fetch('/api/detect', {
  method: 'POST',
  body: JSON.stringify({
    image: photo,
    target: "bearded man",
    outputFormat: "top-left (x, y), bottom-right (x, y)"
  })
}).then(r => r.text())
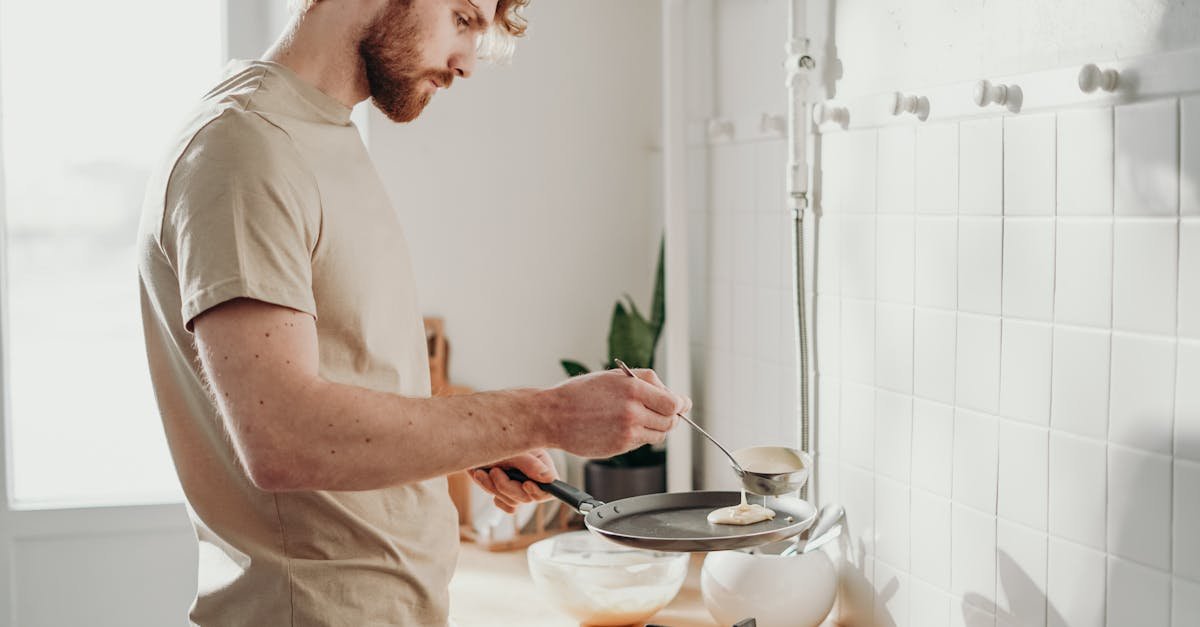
top-left (136, 1), bottom-right (689, 624)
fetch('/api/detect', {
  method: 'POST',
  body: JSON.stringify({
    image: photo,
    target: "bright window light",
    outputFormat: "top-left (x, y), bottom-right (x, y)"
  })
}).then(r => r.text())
top-left (1, 1), bottom-right (223, 507)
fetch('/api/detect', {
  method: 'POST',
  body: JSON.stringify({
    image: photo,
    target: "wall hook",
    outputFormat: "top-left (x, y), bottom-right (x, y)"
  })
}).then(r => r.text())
top-left (892, 92), bottom-right (930, 121)
top-left (760, 113), bottom-right (787, 136)
top-left (707, 118), bottom-right (735, 142)
top-left (812, 102), bottom-right (849, 128)
top-left (972, 79), bottom-right (1022, 112)
top-left (1078, 63), bottom-right (1119, 93)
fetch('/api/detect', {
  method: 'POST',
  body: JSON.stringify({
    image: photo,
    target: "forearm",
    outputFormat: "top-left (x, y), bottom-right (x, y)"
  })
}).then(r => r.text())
top-left (249, 381), bottom-right (561, 492)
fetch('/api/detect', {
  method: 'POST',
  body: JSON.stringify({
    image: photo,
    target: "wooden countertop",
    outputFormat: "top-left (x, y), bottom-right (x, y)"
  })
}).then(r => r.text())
top-left (448, 539), bottom-right (718, 627)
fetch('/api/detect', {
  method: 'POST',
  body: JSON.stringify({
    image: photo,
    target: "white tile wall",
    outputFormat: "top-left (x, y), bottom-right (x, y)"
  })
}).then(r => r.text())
top-left (691, 70), bottom-right (1194, 624)
top-left (803, 97), bottom-right (1195, 626)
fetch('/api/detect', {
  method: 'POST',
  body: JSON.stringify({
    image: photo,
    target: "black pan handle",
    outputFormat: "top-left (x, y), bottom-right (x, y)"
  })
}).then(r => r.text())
top-left (480, 467), bottom-right (605, 514)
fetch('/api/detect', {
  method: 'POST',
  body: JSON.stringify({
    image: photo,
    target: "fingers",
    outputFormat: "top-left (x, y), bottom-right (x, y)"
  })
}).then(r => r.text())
top-left (628, 368), bottom-right (690, 418)
top-left (506, 451), bottom-right (556, 483)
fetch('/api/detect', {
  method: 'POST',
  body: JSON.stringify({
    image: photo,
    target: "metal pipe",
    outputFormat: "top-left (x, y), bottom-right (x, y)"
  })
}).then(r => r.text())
top-left (785, 0), bottom-right (814, 502)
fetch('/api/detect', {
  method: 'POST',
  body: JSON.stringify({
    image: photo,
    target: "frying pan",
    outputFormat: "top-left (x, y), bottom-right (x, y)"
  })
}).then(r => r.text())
top-left (502, 469), bottom-right (817, 552)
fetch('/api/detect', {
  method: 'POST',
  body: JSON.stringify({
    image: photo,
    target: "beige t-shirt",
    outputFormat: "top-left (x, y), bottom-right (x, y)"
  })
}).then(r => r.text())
top-left (137, 60), bottom-right (459, 626)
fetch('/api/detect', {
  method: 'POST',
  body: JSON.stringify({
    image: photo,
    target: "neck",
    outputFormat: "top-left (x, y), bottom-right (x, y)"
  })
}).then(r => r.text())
top-left (262, 5), bottom-right (375, 109)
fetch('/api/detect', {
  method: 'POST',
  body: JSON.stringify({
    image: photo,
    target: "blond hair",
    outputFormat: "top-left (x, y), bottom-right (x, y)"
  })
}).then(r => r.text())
top-left (289, 0), bottom-right (529, 63)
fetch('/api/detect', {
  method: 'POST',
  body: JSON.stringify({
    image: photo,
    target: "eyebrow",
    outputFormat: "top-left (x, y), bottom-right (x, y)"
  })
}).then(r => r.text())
top-left (465, 0), bottom-right (492, 31)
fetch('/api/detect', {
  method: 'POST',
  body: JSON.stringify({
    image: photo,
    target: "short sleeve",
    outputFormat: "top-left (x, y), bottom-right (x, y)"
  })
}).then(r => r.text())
top-left (162, 110), bottom-right (322, 331)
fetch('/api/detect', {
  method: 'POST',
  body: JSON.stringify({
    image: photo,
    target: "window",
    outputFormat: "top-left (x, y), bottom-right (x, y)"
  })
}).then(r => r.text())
top-left (1, 0), bottom-right (223, 507)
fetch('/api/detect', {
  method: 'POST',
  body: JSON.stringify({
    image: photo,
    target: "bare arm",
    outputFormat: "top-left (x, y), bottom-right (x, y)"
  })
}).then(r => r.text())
top-left (193, 298), bottom-right (685, 492)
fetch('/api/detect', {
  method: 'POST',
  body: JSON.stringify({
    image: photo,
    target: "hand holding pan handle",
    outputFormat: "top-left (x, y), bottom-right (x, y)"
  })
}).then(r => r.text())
top-left (489, 467), bottom-right (606, 514)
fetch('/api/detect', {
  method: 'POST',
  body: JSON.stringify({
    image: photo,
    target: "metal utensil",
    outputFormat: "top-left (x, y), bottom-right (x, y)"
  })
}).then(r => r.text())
top-left (613, 359), bottom-right (746, 473)
top-left (778, 503), bottom-right (844, 557)
top-left (501, 468), bottom-right (817, 552)
top-left (613, 360), bottom-right (812, 496)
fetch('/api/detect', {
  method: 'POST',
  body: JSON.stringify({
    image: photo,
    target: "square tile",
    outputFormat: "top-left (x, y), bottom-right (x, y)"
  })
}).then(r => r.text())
top-left (1184, 96), bottom-right (1200, 216)
top-left (1175, 459), bottom-right (1200, 580)
top-left (756, 212), bottom-right (786, 290)
top-left (959, 217), bottom-right (1003, 315)
top-left (842, 463), bottom-right (877, 553)
top-left (998, 422), bottom-right (1048, 530)
top-left (952, 504), bottom-right (997, 604)
top-left (953, 409), bottom-right (999, 514)
top-left (915, 308), bottom-right (957, 405)
top-left (818, 377), bottom-right (840, 458)
top-left (911, 489), bottom-right (952, 589)
top-left (957, 604), bottom-right (997, 627)
top-left (875, 560), bottom-right (911, 627)
top-left (876, 476), bottom-right (911, 569)
top-left (910, 578), bottom-right (951, 627)
top-left (1181, 220), bottom-right (1200, 339)
top-left (1113, 219), bottom-right (1178, 335)
top-left (879, 126), bottom-right (916, 214)
top-left (1115, 99), bottom-right (1179, 217)
top-left (917, 122), bottom-right (959, 215)
top-left (1004, 114), bottom-right (1057, 216)
top-left (816, 296), bottom-right (840, 375)
top-left (1108, 444), bottom-right (1172, 570)
top-left (1109, 333), bottom-right (1175, 455)
top-left (820, 132), bottom-right (848, 212)
top-left (1058, 107), bottom-right (1114, 216)
top-left (841, 382), bottom-right (876, 470)
top-left (875, 390), bottom-right (913, 484)
top-left (841, 215), bottom-right (878, 299)
top-left (996, 520), bottom-right (1048, 627)
top-left (960, 118), bottom-right (1004, 216)
top-left (712, 142), bottom-right (756, 214)
top-left (1002, 219), bottom-right (1055, 321)
top-left (876, 303), bottom-right (914, 394)
top-left (732, 284), bottom-right (755, 355)
top-left (708, 279), bottom-right (734, 350)
top-left (1050, 327), bottom-right (1111, 440)
top-left (842, 298), bottom-right (875, 385)
top-left (1046, 538), bottom-right (1105, 627)
top-left (1175, 577), bottom-right (1200, 627)
top-left (1106, 557), bottom-right (1170, 627)
top-left (756, 140), bottom-right (788, 214)
top-left (733, 212), bottom-right (756, 285)
top-left (912, 399), bottom-right (955, 497)
top-left (754, 288), bottom-right (781, 360)
top-left (844, 130), bottom-right (879, 213)
top-left (1055, 219), bottom-right (1113, 328)
top-left (816, 215), bottom-right (841, 295)
top-left (956, 314), bottom-right (1001, 414)
top-left (1048, 432), bottom-right (1107, 550)
top-left (878, 215), bottom-right (916, 304)
top-left (711, 210), bottom-right (734, 281)
top-left (1178, 341), bottom-right (1200, 463)
top-left (915, 217), bottom-right (958, 309)
top-left (1000, 320), bottom-right (1053, 425)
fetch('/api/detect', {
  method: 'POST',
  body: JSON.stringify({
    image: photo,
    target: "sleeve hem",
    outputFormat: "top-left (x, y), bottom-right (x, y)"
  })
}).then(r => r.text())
top-left (181, 277), bottom-right (318, 333)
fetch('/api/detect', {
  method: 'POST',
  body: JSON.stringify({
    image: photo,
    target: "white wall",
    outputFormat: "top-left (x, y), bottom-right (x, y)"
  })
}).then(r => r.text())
top-left (369, 1), bottom-right (663, 396)
top-left (688, 1), bottom-right (1200, 626)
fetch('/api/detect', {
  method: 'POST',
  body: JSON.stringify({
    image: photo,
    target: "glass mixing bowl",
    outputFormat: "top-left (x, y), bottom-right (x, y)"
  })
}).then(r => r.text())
top-left (526, 531), bottom-right (689, 626)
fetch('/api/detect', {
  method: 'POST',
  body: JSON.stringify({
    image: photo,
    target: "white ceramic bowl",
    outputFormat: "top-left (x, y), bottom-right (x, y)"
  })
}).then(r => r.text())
top-left (701, 547), bottom-right (837, 627)
top-left (527, 531), bottom-right (689, 626)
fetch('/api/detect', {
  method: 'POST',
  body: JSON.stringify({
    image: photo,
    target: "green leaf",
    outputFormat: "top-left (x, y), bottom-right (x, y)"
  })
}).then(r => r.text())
top-left (650, 237), bottom-right (665, 335)
top-left (560, 359), bottom-right (591, 377)
top-left (607, 301), bottom-right (655, 369)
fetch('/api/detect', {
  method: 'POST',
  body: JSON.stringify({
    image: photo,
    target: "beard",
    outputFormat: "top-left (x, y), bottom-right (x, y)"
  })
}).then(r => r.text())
top-left (359, 0), bottom-right (455, 123)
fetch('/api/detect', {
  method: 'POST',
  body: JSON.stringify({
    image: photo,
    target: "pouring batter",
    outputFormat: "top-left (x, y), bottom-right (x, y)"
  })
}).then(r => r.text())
top-left (707, 491), bottom-right (776, 526)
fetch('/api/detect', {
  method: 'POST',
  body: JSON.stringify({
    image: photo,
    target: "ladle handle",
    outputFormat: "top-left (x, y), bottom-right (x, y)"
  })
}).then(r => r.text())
top-left (488, 467), bottom-right (605, 514)
top-left (612, 359), bottom-right (746, 474)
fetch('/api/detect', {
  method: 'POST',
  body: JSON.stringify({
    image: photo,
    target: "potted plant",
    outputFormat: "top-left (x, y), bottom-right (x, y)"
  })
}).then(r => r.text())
top-left (560, 240), bottom-right (668, 503)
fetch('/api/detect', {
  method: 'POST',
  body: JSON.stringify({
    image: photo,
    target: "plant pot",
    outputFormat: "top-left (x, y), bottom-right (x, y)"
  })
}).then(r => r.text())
top-left (583, 460), bottom-right (666, 503)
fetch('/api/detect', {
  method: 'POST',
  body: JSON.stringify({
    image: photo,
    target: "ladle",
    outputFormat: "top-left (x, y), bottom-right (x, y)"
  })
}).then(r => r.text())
top-left (613, 360), bottom-right (811, 496)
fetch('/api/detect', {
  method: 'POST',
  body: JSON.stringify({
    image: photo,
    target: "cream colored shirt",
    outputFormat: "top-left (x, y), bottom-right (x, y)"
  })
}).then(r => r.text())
top-left (137, 60), bottom-right (459, 626)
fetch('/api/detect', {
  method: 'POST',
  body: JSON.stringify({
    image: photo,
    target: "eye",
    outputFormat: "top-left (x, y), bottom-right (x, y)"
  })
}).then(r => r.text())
top-left (455, 13), bottom-right (469, 29)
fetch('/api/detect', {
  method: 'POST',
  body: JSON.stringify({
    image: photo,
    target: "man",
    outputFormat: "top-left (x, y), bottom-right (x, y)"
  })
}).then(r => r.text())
top-left (136, 0), bottom-right (689, 624)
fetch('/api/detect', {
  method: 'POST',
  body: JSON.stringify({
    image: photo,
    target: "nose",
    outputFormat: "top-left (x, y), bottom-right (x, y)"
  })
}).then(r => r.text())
top-left (451, 44), bottom-right (476, 80)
